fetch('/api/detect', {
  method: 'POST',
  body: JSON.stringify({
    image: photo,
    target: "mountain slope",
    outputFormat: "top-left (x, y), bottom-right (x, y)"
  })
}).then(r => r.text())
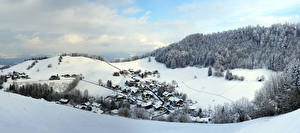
top-left (152, 24), bottom-right (300, 71)
top-left (0, 90), bottom-right (299, 133)
top-left (1, 56), bottom-right (274, 107)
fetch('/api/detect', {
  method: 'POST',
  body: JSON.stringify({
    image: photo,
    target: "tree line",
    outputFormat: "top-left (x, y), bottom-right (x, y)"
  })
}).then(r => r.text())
top-left (212, 59), bottom-right (300, 123)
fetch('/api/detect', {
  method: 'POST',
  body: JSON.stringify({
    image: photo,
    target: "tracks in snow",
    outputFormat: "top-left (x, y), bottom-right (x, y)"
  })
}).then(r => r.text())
top-left (181, 81), bottom-right (233, 102)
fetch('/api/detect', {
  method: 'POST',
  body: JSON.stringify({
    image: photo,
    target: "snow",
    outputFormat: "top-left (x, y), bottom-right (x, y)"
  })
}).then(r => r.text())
top-left (75, 80), bottom-right (114, 98)
top-left (141, 101), bottom-right (153, 107)
top-left (1, 56), bottom-right (117, 98)
top-left (113, 57), bottom-right (275, 107)
top-left (0, 90), bottom-right (299, 133)
top-left (1, 56), bottom-right (275, 107)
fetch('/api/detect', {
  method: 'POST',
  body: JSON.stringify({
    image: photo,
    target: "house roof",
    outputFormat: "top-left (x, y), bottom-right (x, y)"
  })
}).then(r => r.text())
top-left (59, 99), bottom-right (68, 103)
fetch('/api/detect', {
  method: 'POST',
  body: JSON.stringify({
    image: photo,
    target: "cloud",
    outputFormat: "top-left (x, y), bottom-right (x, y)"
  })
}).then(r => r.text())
top-left (256, 15), bottom-right (300, 26)
top-left (176, 0), bottom-right (300, 33)
top-left (122, 7), bottom-right (142, 15)
top-left (95, 0), bottom-right (134, 7)
top-left (61, 34), bottom-right (86, 44)
top-left (28, 37), bottom-right (42, 45)
top-left (0, 0), bottom-right (300, 58)
top-left (0, 0), bottom-right (174, 58)
top-left (0, 53), bottom-right (16, 58)
top-left (15, 34), bottom-right (42, 45)
top-left (139, 11), bottom-right (152, 22)
top-left (92, 35), bottom-right (125, 44)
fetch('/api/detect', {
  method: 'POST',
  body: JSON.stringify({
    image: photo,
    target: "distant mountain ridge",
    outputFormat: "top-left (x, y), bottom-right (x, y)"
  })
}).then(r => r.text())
top-left (0, 57), bottom-right (28, 66)
top-left (152, 23), bottom-right (300, 71)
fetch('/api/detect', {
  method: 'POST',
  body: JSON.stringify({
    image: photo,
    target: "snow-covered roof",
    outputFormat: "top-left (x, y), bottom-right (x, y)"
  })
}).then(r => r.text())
top-left (117, 94), bottom-right (126, 98)
top-left (141, 101), bottom-right (152, 107)
top-left (59, 99), bottom-right (69, 103)
top-left (189, 105), bottom-right (197, 110)
top-left (190, 117), bottom-right (210, 123)
top-left (111, 109), bottom-right (119, 114)
top-left (84, 102), bottom-right (90, 106)
top-left (92, 102), bottom-right (100, 107)
top-left (168, 97), bottom-right (181, 102)
top-left (143, 91), bottom-right (152, 95)
top-left (162, 92), bottom-right (169, 96)
top-left (153, 102), bottom-right (163, 108)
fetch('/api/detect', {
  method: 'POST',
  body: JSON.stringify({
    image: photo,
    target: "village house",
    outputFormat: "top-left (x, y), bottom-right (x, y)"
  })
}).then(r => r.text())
top-left (113, 72), bottom-right (120, 76)
top-left (58, 98), bottom-right (69, 104)
top-left (163, 92), bottom-right (173, 99)
top-left (142, 91), bottom-right (153, 99)
top-left (125, 80), bottom-right (138, 87)
top-left (169, 97), bottom-right (184, 106)
top-left (119, 70), bottom-right (128, 75)
top-left (142, 101), bottom-right (153, 109)
top-left (49, 74), bottom-right (60, 80)
top-left (153, 70), bottom-right (159, 74)
top-left (113, 85), bottom-right (120, 90)
top-left (71, 74), bottom-right (78, 78)
top-left (128, 69), bottom-right (134, 73)
top-left (116, 94), bottom-right (126, 101)
top-left (61, 74), bottom-right (71, 78)
top-left (153, 101), bottom-right (164, 111)
top-left (20, 75), bottom-right (30, 79)
top-left (134, 70), bottom-right (141, 74)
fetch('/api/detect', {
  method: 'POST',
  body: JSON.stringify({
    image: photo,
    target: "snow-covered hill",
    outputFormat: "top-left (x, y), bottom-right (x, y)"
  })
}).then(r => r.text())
top-left (0, 90), bottom-right (299, 133)
top-left (1, 56), bottom-right (275, 107)
top-left (113, 58), bottom-right (274, 107)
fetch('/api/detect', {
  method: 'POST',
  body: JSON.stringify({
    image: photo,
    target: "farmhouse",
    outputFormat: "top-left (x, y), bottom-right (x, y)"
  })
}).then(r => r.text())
top-left (119, 70), bottom-right (128, 75)
top-left (134, 70), bottom-right (141, 74)
top-left (49, 74), bottom-right (60, 80)
top-left (61, 74), bottom-right (71, 78)
top-left (113, 72), bottom-right (120, 76)
top-left (59, 99), bottom-right (69, 104)
top-left (142, 102), bottom-right (153, 109)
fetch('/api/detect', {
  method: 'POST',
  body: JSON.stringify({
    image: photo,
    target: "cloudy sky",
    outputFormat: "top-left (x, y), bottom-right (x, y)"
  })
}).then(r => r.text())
top-left (0, 0), bottom-right (300, 59)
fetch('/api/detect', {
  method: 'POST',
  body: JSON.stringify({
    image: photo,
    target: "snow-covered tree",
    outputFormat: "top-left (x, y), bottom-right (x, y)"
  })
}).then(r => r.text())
top-left (153, 23), bottom-right (300, 71)
top-left (225, 70), bottom-right (233, 80)
top-left (285, 58), bottom-right (300, 89)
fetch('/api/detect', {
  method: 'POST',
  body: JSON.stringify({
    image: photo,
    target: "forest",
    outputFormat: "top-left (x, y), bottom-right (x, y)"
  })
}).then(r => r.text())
top-left (152, 24), bottom-right (300, 71)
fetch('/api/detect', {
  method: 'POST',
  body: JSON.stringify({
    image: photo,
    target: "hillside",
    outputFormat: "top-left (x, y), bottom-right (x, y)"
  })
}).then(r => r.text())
top-left (152, 24), bottom-right (300, 71)
top-left (0, 90), bottom-right (299, 133)
top-left (0, 56), bottom-right (274, 108)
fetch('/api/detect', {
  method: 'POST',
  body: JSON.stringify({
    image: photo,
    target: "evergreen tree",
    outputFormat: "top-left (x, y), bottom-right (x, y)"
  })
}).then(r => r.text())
top-left (208, 67), bottom-right (212, 76)
top-left (152, 23), bottom-right (300, 71)
top-left (107, 80), bottom-right (112, 88)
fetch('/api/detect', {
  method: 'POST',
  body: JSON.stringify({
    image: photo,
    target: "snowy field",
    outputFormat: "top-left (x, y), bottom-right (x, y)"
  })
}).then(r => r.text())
top-left (113, 58), bottom-right (274, 107)
top-left (0, 91), bottom-right (299, 133)
top-left (1, 56), bottom-right (275, 107)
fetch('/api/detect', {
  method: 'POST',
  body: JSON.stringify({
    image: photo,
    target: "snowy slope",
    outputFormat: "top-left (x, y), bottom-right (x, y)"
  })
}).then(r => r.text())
top-left (1, 56), bottom-right (275, 107)
top-left (0, 91), bottom-right (299, 133)
top-left (1, 56), bottom-right (117, 98)
top-left (112, 58), bottom-right (275, 107)
top-left (75, 80), bottom-right (114, 98)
